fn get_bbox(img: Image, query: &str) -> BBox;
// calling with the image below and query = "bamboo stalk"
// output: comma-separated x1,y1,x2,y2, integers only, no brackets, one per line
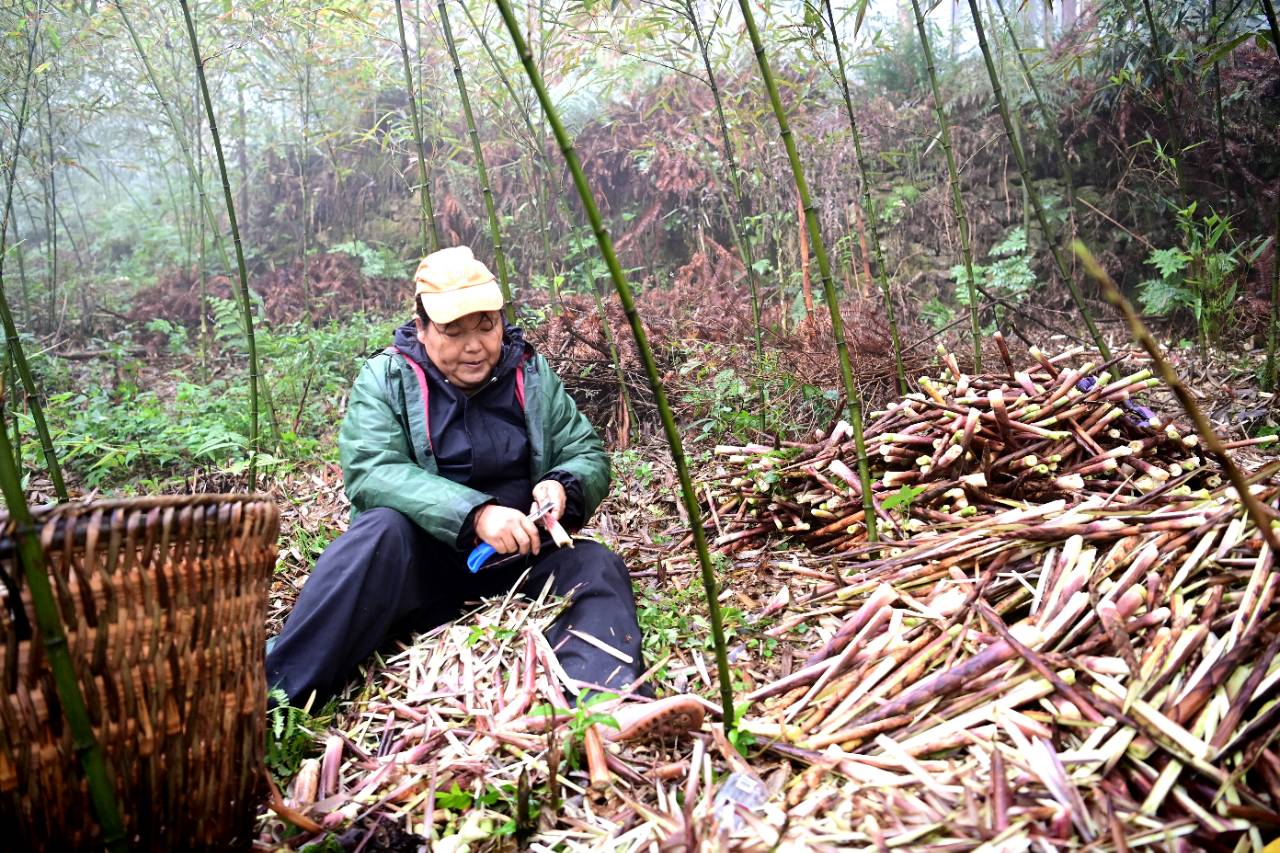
115,2,233,291
1073,241,1278,552
300,16,313,325
821,0,907,392
909,0,982,372
991,0,1075,217
0,394,125,849
178,0,261,491
0,7,67,501
798,194,814,320
733,0,878,542
454,0,560,313
394,0,441,255
1139,0,1189,203
1263,0,1280,391
195,80,209,377
682,0,766,388
1268,203,1279,392
966,0,1112,361
435,0,514,320
120,0,283,448
40,66,56,330
491,0,736,726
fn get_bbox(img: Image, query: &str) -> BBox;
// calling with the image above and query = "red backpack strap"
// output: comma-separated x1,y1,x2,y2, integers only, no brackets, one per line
514,350,533,410
389,346,432,451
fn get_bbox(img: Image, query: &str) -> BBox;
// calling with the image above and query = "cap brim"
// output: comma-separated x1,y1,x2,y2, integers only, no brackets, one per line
418,280,504,325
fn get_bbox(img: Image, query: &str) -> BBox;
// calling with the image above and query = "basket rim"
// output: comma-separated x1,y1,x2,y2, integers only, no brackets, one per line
1,493,278,526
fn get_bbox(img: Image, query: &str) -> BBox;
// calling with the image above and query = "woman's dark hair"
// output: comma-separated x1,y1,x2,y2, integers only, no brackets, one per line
415,296,430,326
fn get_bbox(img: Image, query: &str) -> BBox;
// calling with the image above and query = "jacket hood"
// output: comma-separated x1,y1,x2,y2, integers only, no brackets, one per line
392,320,531,380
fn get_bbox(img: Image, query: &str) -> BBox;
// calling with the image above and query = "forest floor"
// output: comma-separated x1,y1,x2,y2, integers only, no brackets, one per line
30,285,1280,851
243,294,1275,851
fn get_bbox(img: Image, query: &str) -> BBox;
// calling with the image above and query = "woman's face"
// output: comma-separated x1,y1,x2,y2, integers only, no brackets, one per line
417,310,504,390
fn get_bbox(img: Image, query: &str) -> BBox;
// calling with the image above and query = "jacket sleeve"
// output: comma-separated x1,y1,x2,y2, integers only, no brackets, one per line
536,356,611,522
339,358,492,548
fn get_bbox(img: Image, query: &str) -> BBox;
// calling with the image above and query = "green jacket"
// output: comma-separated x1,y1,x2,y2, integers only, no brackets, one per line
338,339,611,547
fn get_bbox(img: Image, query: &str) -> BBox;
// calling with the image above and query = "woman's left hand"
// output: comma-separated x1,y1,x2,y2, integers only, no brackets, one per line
531,479,567,525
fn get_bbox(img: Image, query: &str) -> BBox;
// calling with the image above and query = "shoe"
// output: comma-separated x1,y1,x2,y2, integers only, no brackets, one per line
604,694,705,743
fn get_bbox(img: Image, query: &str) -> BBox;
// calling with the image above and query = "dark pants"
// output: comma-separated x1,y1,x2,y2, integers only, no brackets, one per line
266,507,644,706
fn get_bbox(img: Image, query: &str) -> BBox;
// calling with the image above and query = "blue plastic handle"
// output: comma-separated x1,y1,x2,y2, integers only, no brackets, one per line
467,542,497,573
466,500,556,573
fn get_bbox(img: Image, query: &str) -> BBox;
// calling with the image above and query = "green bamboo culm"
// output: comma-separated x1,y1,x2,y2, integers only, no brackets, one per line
0,9,68,502
733,0,878,542
436,0,514,321
0,416,126,847
909,0,982,372
178,0,261,490
991,0,1074,216
966,0,1112,361
1267,204,1279,392
455,0,632,422
456,0,559,313
1074,241,1279,553
491,0,738,726
1139,0,1189,203
682,0,767,396
122,0,285,450
1264,0,1280,60
116,2,235,286
821,0,907,392
394,0,441,255
1260,0,1279,390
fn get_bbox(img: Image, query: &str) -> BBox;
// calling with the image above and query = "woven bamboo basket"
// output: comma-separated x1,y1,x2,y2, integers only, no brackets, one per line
0,494,279,850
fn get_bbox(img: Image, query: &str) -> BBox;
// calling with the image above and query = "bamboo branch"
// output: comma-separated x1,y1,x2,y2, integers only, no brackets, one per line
435,0,514,320
991,0,1075,216
683,0,769,428
822,0,907,392
967,0,1112,360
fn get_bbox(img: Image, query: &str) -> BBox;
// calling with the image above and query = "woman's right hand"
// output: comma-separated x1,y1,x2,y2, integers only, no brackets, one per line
475,505,541,556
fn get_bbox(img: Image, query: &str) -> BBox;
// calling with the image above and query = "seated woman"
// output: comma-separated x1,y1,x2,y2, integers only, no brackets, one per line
266,246,701,739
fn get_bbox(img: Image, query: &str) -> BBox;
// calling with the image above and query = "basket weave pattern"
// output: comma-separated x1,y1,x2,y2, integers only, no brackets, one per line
0,495,279,850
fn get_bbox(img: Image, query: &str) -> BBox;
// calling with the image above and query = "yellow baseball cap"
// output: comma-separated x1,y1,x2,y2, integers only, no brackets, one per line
413,246,504,324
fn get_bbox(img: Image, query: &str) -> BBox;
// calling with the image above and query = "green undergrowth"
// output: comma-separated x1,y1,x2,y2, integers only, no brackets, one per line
266,688,338,786
675,342,840,443
18,312,398,492
636,560,783,693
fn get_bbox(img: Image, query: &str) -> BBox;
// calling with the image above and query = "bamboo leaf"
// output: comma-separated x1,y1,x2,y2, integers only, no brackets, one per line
1200,31,1255,67
852,0,870,37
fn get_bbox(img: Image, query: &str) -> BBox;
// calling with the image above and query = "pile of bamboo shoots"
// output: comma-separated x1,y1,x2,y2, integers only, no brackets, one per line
261,583,739,852
703,336,1273,555
704,340,1280,848
734,480,1279,846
